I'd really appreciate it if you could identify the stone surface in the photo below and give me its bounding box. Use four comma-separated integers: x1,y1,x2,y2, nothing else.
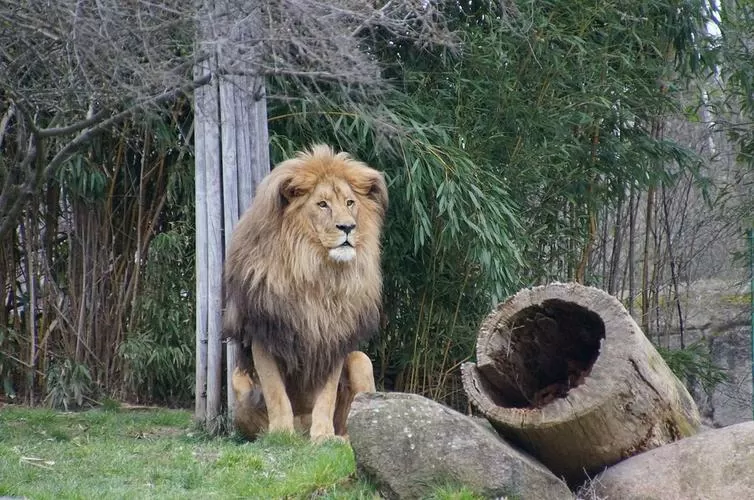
694,326,752,426
347,392,573,500
593,421,754,500
667,279,752,427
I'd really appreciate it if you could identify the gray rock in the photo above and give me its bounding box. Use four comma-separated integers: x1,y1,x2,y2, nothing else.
629,279,752,428
665,280,752,428
693,326,753,427
593,421,754,500
347,392,573,500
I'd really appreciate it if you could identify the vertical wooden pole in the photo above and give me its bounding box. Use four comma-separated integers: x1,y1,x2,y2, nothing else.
218,1,270,417
204,65,224,424
195,0,270,428
193,59,210,422
219,77,240,418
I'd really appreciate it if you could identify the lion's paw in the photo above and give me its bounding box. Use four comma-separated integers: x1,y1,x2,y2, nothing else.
311,434,347,445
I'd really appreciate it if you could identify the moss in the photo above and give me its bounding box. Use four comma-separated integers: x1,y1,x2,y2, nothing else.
721,293,752,306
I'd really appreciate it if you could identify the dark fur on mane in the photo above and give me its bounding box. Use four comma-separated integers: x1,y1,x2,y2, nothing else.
227,278,379,393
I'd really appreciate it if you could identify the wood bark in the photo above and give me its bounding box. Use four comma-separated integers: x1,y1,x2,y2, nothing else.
195,0,269,426
219,72,269,416
461,282,700,485
193,58,209,422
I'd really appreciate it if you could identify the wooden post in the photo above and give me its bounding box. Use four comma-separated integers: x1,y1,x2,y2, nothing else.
219,73,269,416
461,282,701,485
217,0,270,419
195,0,269,427
193,59,210,423
204,69,224,424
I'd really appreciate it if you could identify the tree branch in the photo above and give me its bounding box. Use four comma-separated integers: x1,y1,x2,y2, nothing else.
36,109,109,137
0,104,15,149
43,72,213,177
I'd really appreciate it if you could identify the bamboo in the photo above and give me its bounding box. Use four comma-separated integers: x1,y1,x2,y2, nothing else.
22,216,37,405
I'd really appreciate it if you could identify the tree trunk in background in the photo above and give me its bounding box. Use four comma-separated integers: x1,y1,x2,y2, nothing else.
461,282,701,485
194,0,269,427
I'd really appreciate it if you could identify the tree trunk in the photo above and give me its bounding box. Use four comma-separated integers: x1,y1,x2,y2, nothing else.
461,282,700,485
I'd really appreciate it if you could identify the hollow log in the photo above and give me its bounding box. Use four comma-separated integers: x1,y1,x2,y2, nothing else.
461,282,700,485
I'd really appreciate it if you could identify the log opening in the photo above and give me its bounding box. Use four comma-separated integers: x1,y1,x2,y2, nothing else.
493,299,605,408
461,282,701,485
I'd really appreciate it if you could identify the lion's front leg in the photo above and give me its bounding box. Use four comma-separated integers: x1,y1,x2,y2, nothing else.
309,360,344,442
251,340,295,433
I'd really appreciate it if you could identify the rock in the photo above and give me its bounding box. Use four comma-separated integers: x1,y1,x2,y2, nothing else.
660,279,751,427
693,327,752,427
593,421,754,500
347,392,573,500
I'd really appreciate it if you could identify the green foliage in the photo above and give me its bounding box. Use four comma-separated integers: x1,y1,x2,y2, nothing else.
435,0,710,283
44,358,94,410
713,0,754,225
657,340,728,392
119,218,195,405
265,0,717,406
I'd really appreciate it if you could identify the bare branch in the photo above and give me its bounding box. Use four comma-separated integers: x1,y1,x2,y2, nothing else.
0,104,14,149
36,110,109,138
43,72,213,177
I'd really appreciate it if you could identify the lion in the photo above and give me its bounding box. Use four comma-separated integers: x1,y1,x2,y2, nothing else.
223,144,388,442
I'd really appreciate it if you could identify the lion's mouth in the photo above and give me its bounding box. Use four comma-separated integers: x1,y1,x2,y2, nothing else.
329,239,356,262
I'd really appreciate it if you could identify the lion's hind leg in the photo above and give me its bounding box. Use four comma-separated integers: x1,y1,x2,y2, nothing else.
232,367,268,440
334,351,376,437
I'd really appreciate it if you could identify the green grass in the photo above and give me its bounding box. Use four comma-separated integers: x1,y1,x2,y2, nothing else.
0,405,377,499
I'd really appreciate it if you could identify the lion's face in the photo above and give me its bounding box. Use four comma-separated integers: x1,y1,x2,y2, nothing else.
268,148,387,266
306,178,361,262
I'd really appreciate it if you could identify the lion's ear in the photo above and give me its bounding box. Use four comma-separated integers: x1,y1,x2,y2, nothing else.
280,177,304,204
252,165,302,215
366,171,389,214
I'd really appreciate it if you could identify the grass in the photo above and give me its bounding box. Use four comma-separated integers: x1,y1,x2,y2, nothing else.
0,405,486,499
0,405,377,499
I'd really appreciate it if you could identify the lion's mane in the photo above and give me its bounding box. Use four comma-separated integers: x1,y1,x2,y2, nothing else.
223,145,388,393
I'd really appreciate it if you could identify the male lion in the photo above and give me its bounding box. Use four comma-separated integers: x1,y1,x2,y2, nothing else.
223,145,388,442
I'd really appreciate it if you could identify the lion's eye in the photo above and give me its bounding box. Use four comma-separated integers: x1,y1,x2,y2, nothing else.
317,201,328,209
346,199,355,207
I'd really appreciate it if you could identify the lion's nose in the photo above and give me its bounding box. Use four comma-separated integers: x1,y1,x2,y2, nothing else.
337,223,356,235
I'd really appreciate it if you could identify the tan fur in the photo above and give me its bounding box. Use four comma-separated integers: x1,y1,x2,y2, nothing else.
223,145,387,440
232,352,376,440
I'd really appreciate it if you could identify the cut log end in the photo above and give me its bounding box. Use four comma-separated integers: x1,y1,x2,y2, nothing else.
463,282,701,485
483,299,606,408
